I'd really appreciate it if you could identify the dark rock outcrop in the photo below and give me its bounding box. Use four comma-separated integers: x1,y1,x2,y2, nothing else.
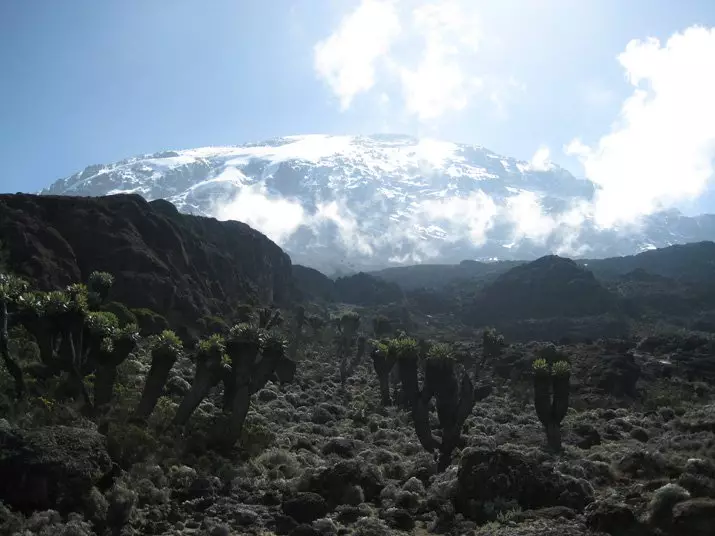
454,446,594,522
670,498,715,536
0,194,292,333
0,420,113,514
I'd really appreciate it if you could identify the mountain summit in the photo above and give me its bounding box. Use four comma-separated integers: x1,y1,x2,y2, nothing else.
42,134,715,272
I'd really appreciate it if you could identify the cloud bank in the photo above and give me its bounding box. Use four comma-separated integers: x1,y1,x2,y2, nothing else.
313,0,484,121
567,26,715,228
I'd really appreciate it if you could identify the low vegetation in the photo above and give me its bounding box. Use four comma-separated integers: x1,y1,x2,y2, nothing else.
1,263,715,536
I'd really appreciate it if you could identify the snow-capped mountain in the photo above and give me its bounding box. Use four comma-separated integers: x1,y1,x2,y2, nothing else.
42,134,715,272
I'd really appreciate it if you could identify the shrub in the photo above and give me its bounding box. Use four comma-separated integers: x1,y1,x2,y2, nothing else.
107,423,160,469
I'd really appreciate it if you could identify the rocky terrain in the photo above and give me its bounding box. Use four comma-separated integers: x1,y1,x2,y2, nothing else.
0,194,714,536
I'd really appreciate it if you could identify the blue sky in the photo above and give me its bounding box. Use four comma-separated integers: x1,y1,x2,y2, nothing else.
2,0,715,217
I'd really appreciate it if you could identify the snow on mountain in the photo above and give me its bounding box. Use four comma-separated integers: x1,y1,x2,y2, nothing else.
41,134,715,273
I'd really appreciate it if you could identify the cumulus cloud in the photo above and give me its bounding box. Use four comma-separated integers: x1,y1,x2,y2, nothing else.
529,146,552,172
313,0,401,110
214,184,305,243
418,190,498,245
397,0,483,120
566,26,715,228
314,0,489,120
314,200,375,255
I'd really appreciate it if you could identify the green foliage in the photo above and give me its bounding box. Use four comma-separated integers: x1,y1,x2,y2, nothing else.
0,273,28,303
87,271,114,306
86,311,120,337
537,343,568,365
532,358,549,373
427,342,453,361
228,322,263,345
262,333,288,356
197,334,226,362
391,337,419,360
552,360,571,376
371,339,390,357
86,311,121,353
150,330,183,361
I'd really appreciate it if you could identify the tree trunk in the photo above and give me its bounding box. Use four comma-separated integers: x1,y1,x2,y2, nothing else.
378,373,391,406
222,366,236,412
37,334,55,366
224,385,251,449
0,301,25,400
545,422,562,451
134,358,175,421
437,449,453,473
68,334,93,412
172,363,217,426
93,364,118,411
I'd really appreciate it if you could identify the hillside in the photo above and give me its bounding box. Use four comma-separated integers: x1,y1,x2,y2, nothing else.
0,193,292,335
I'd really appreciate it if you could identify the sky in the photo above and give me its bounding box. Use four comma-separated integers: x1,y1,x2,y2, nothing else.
2,0,715,217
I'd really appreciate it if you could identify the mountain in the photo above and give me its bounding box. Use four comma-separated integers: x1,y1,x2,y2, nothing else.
0,193,292,336
41,134,715,272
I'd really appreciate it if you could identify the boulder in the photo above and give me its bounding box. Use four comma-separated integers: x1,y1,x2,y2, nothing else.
454,447,594,521
0,420,113,514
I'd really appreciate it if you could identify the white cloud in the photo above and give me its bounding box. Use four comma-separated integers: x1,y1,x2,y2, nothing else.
215,184,305,243
566,26,715,228
529,145,552,172
397,0,483,120
313,0,401,110
314,0,495,121
314,200,375,255
418,190,498,245
504,190,555,242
